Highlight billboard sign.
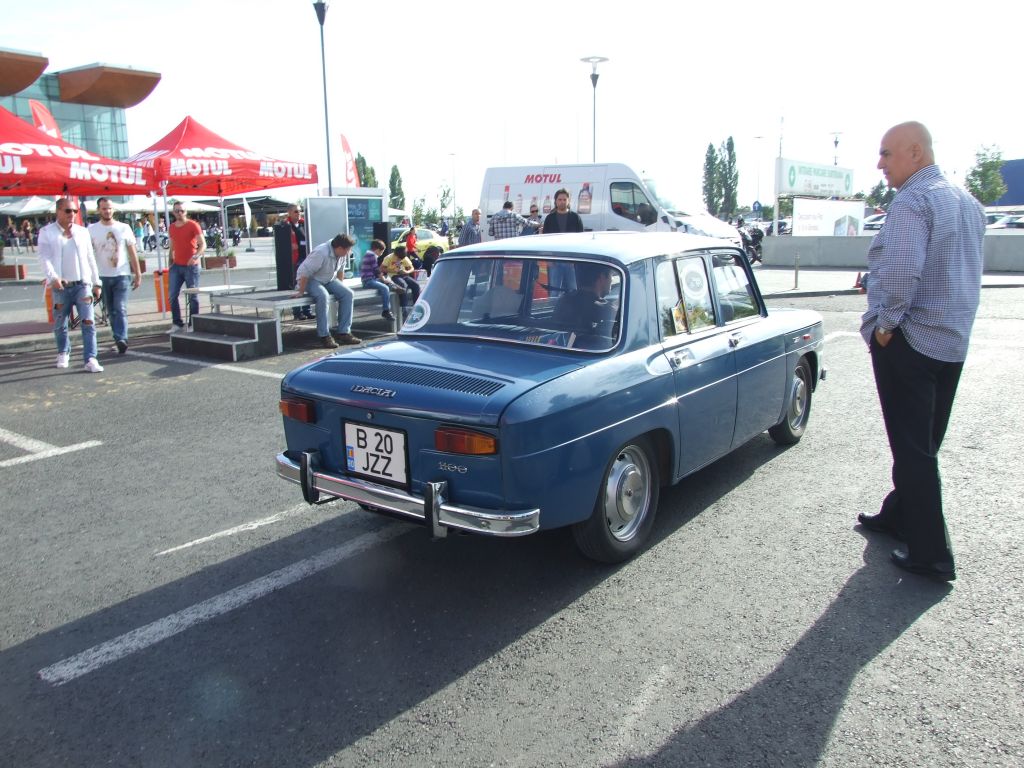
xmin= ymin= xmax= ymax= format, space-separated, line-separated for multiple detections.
xmin=776 ymin=158 xmax=854 ymax=198
xmin=792 ymin=198 xmax=864 ymax=237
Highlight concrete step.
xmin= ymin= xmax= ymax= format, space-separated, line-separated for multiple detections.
xmin=170 ymin=331 xmax=258 ymax=362
xmin=191 ymin=313 xmax=279 ymax=356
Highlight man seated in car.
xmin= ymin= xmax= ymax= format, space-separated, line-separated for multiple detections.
xmin=552 ymin=262 xmax=616 ymax=334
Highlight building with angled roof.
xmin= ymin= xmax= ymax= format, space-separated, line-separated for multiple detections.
xmin=0 ymin=47 xmax=160 ymax=161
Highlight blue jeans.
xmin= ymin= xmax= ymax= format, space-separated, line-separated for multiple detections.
xmin=361 ymin=278 xmax=392 ymax=312
xmin=53 ymin=283 xmax=97 ymax=362
xmin=168 ymin=263 xmax=200 ymax=326
xmin=307 ymin=278 xmax=354 ymax=337
xmin=100 ymin=275 xmax=131 ymax=342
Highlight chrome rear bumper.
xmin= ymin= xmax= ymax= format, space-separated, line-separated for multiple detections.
xmin=276 ymin=451 xmax=540 ymax=537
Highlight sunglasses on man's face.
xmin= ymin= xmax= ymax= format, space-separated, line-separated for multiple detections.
xmin=62 ymin=208 xmax=79 ymax=214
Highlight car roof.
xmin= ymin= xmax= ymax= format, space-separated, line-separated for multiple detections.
xmin=447 ymin=231 xmax=736 ymax=267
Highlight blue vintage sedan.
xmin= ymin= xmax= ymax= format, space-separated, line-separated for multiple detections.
xmin=277 ymin=232 xmax=825 ymax=562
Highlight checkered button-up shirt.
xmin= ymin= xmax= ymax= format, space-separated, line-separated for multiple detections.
xmin=860 ymin=165 xmax=985 ymax=362
xmin=488 ymin=209 xmax=530 ymax=240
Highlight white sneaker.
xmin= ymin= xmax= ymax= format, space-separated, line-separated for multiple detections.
xmin=169 ymin=324 xmax=184 ymax=335
xmin=55 ymin=352 xmax=69 ymax=369
xmin=84 ymin=357 xmax=104 ymax=373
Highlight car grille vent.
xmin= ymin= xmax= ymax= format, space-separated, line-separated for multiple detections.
xmin=319 ymin=361 xmax=507 ymax=397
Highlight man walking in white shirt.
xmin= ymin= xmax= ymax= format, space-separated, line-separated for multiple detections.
xmin=89 ymin=198 xmax=142 ymax=355
xmin=38 ymin=198 xmax=103 ymax=372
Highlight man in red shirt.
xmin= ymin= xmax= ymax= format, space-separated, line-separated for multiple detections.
xmin=167 ymin=202 xmax=206 ymax=332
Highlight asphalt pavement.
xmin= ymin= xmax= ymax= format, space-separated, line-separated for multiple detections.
xmin=1 ymin=288 xmax=1021 ymax=766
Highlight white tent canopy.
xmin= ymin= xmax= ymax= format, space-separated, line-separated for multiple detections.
xmin=112 ymin=196 xmax=220 ymax=213
xmin=0 ymin=196 xmax=56 ymax=217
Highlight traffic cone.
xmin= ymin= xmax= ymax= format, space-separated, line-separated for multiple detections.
xmin=854 ymin=272 xmax=862 ymax=288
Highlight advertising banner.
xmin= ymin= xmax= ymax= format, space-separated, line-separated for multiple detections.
xmin=776 ymin=157 xmax=854 ymax=198
xmin=792 ymin=198 xmax=864 ymax=237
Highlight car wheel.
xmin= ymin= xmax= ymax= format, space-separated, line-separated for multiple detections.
xmin=769 ymin=357 xmax=812 ymax=445
xmin=572 ymin=437 xmax=660 ymax=563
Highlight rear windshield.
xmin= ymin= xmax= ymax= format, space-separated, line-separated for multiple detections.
xmin=400 ymin=256 xmax=623 ymax=352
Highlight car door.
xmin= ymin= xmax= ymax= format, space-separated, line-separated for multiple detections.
xmin=656 ymin=256 xmax=737 ymax=477
xmin=709 ymin=251 xmax=786 ymax=446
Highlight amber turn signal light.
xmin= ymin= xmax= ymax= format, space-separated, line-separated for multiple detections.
xmin=279 ymin=397 xmax=316 ymax=423
xmin=435 ymin=426 xmax=498 ymax=455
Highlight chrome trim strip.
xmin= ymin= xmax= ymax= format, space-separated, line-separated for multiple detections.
xmin=276 ymin=453 xmax=539 ymax=537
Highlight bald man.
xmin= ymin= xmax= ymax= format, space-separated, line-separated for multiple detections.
xmin=856 ymin=121 xmax=985 ymax=582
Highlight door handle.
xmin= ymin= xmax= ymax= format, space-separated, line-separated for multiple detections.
xmin=728 ymin=332 xmax=743 ymax=348
xmin=670 ymin=348 xmax=695 ymax=368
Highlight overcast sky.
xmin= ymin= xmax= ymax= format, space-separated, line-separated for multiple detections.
xmin=4 ymin=0 xmax=1022 ymax=213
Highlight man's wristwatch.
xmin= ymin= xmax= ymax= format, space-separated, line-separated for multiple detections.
xmin=876 ymin=327 xmax=893 ymax=337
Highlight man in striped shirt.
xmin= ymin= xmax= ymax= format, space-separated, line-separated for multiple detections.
xmin=857 ymin=121 xmax=985 ymax=582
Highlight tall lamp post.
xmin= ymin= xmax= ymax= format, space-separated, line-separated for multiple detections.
xmin=580 ymin=56 xmax=608 ymax=163
xmin=449 ymin=152 xmax=457 ymax=224
xmin=313 ymin=1 xmax=333 ymax=195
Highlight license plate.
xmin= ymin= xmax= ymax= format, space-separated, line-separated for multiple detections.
xmin=344 ymin=423 xmax=407 ymax=486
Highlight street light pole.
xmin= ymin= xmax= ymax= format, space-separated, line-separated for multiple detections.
xmin=313 ymin=1 xmax=333 ymax=196
xmin=580 ymin=56 xmax=608 ymax=163
xmin=449 ymin=152 xmax=456 ymax=223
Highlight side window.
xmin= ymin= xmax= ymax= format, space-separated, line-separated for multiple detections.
xmin=711 ymin=252 xmax=759 ymax=322
xmin=655 ymin=260 xmax=684 ymax=337
xmin=675 ymin=257 xmax=716 ymax=332
xmin=610 ymin=182 xmax=655 ymax=224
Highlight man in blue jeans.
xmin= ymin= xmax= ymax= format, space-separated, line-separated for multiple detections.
xmin=37 ymin=198 xmax=104 ymax=372
xmin=90 ymin=197 xmax=143 ymax=354
xmin=167 ymin=202 xmax=206 ymax=332
xmin=293 ymin=233 xmax=361 ymax=349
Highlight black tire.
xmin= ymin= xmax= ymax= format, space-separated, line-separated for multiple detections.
xmin=769 ymin=357 xmax=813 ymax=445
xmin=572 ymin=437 xmax=660 ymax=563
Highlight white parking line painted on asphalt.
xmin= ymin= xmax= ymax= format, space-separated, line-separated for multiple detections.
xmin=155 ymin=502 xmax=351 ymax=556
xmin=0 ymin=427 xmax=103 ymax=468
xmin=825 ymin=331 xmax=862 ymax=342
xmin=127 ymin=349 xmax=284 ymax=380
xmin=39 ymin=523 xmax=408 ymax=686
xmin=615 ymin=663 xmax=673 ymax=754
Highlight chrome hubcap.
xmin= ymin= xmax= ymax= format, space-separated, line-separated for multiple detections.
xmin=603 ymin=446 xmax=652 ymax=542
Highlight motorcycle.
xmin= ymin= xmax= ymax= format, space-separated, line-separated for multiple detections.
xmin=230 ymin=228 xmax=242 ymax=247
xmin=737 ymin=224 xmax=763 ymax=264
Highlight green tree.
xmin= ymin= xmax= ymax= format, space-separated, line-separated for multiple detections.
xmin=866 ymin=179 xmax=896 ymax=209
xmin=702 ymin=143 xmax=721 ymax=216
xmin=389 ymin=165 xmax=405 ymax=210
xmin=719 ymin=137 xmax=738 ymax=218
xmin=965 ymin=146 xmax=1007 ymax=205
xmin=439 ymin=184 xmax=452 ymax=218
xmin=355 ymin=153 xmax=377 ymax=188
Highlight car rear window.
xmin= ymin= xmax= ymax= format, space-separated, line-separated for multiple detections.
xmin=400 ymin=256 xmax=623 ymax=352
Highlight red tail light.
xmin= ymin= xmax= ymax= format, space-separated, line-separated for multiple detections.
xmin=279 ymin=397 xmax=316 ymax=423
xmin=435 ymin=426 xmax=498 ymax=455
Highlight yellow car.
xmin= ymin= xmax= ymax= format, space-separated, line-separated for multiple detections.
xmin=390 ymin=226 xmax=448 ymax=258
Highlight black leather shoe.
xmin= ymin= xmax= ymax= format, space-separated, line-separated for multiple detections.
xmin=857 ymin=512 xmax=904 ymax=540
xmin=890 ymin=548 xmax=956 ymax=582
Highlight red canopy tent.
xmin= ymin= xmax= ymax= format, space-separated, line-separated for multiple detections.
xmin=126 ymin=116 xmax=318 ymax=274
xmin=125 ymin=115 xmax=317 ymax=198
xmin=0 ymin=105 xmax=155 ymax=197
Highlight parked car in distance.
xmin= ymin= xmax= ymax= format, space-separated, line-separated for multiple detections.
xmin=276 ymin=232 xmax=825 ymax=562
xmin=986 ymin=214 xmax=1024 ymax=230
xmin=390 ymin=226 xmax=448 ymax=257
xmin=863 ymin=213 xmax=886 ymax=230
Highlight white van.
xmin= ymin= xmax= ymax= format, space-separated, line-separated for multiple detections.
xmin=478 ymin=163 xmax=741 ymax=246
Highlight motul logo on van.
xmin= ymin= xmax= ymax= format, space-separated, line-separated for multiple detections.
xmin=523 ymin=173 xmax=562 ymax=184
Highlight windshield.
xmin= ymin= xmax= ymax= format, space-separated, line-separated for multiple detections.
xmin=401 ymin=256 xmax=623 ymax=352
